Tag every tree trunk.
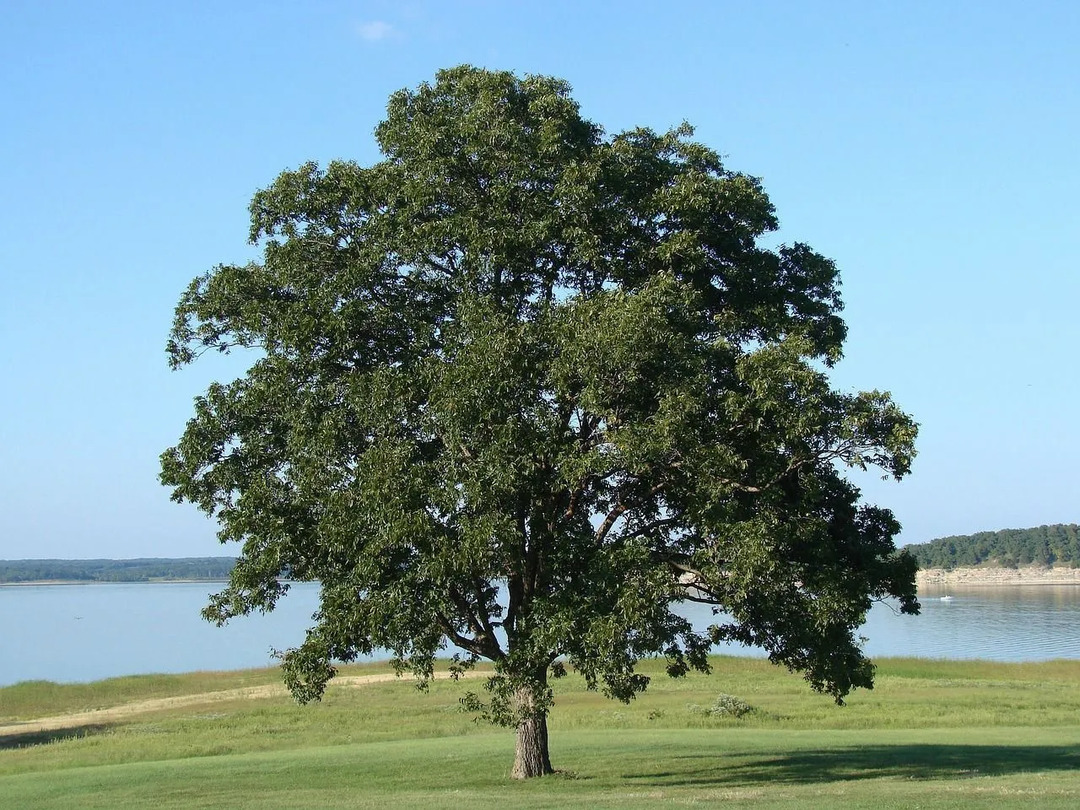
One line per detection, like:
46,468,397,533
512,709,553,778
511,684,554,779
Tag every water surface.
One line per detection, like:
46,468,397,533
2,581,1077,686
1,582,320,686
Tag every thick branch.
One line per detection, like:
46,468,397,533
504,503,530,636
524,509,543,608
471,576,502,643
447,584,497,653
595,501,629,544
595,481,665,544
433,609,502,661
629,516,679,538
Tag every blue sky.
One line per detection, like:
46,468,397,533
1,1,1077,559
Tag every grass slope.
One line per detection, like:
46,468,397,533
2,657,1079,808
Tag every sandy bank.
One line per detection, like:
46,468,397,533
917,565,1080,587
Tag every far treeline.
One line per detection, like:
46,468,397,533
5,526,1078,581
906,524,1080,570
0,557,237,584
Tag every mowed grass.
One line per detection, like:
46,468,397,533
2,657,1079,808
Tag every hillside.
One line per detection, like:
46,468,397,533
905,524,1080,570
0,557,237,584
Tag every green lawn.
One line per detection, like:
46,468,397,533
2,657,1079,808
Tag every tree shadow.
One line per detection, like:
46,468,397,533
0,724,110,750
627,744,1080,787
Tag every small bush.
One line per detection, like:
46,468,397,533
686,693,756,718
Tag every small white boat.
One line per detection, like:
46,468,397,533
940,595,955,601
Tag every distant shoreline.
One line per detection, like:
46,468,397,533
917,565,1080,587
0,579,231,587
0,557,237,587
6,568,1079,589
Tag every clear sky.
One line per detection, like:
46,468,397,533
1,1,1077,559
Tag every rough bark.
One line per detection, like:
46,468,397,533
512,708,554,778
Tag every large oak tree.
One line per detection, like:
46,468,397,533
162,66,919,778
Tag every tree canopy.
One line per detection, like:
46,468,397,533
161,65,919,778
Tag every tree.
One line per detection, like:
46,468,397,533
161,66,919,779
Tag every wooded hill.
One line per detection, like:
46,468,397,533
0,557,237,583
905,524,1080,570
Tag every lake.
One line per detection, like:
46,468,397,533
1,582,1078,687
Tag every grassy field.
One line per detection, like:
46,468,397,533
2,656,1079,808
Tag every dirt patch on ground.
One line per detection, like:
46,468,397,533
0,670,486,739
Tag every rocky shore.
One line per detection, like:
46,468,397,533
917,565,1080,587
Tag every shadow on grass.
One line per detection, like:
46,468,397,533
0,724,110,750
628,744,1080,786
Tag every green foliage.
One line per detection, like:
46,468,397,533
686,692,756,718
709,693,756,717
906,524,1080,569
0,558,236,584
161,65,918,764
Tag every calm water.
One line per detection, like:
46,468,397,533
1,582,1077,686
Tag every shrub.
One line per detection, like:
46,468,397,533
687,694,755,718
